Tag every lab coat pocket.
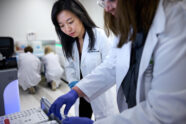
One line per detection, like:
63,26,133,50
87,52,101,69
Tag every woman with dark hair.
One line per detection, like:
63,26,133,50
49,0,186,124
51,0,118,120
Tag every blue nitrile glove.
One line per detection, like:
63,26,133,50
68,81,79,89
48,89,78,120
62,117,94,124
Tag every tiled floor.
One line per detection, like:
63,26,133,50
19,80,75,116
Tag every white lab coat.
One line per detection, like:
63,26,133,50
65,28,119,120
18,52,41,90
42,52,64,87
77,0,186,123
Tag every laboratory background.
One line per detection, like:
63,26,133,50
0,0,107,123
1,0,186,124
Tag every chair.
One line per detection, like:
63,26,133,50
3,79,20,115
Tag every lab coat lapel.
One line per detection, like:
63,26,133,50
116,41,131,92
136,0,166,102
81,32,89,66
73,42,81,80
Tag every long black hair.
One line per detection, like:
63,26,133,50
51,0,96,58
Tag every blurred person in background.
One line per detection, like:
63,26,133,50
18,46,41,94
42,46,64,90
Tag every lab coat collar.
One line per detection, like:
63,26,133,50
136,0,166,102
152,0,166,34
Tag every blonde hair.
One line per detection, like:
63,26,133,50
44,46,53,55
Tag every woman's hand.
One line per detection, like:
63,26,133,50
48,89,79,120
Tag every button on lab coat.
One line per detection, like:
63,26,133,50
42,52,64,87
65,28,119,120
77,0,186,123
18,52,41,90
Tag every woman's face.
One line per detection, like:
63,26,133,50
104,0,118,16
57,10,85,38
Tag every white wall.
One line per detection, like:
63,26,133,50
0,0,104,44
0,0,58,44
80,0,104,28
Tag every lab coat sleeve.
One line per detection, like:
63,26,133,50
76,46,117,101
94,1,186,124
64,57,78,83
